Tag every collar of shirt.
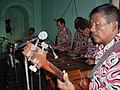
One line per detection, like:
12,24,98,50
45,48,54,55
99,33,120,53
95,33,120,64
59,27,66,32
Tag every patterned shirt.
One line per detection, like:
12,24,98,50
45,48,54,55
89,33,120,90
72,31,97,58
56,28,71,52
72,31,87,55
84,37,97,59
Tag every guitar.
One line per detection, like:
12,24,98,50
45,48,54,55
22,43,90,90
22,43,65,81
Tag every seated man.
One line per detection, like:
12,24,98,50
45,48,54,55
16,27,35,43
53,18,72,54
71,17,88,55
72,17,97,59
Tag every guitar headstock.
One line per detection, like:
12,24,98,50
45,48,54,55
22,43,64,82
22,43,48,71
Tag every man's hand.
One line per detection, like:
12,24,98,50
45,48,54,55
57,72,75,90
86,59,95,65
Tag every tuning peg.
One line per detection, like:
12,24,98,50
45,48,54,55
54,55,58,59
29,59,40,72
29,65,37,72
49,45,58,59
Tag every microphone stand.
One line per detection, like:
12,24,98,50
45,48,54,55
9,44,14,67
39,69,41,90
30,71,33,90
12,44,19,90
24,57,30,90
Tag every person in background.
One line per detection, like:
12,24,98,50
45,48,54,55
53,18,72,54
57,3,120,90
77,17,97,60
16,27,35,43
71,17,87,55
71,17,97,59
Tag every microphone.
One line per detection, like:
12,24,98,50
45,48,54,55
38,31,48,40
16,31,48,49
34,31,48,49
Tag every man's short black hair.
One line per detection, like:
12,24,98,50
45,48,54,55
75,17,91,30
56,18,66,25
90,3,120,29
74,17,83,29
29,27,35,33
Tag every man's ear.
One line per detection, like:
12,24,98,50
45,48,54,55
62,23,65,26
111,21,118,31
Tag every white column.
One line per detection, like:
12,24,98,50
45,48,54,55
111,0,119,9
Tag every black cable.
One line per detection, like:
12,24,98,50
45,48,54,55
61,0,73,18
46,38,55,45
74,0,78,17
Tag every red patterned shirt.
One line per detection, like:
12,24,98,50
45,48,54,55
84,37,97,59
89,33,120,90
72,31,97,58
56,28,71,52
72,31,87,55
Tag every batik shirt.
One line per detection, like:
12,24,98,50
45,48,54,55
84,37,97,59
56,28,71,52
72,31,97,58
72,31,87,55
89,33,120,90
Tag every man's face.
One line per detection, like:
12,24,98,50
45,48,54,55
90,13,114,45
79,28,90,36
56,21,65,31
29,29,34,35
